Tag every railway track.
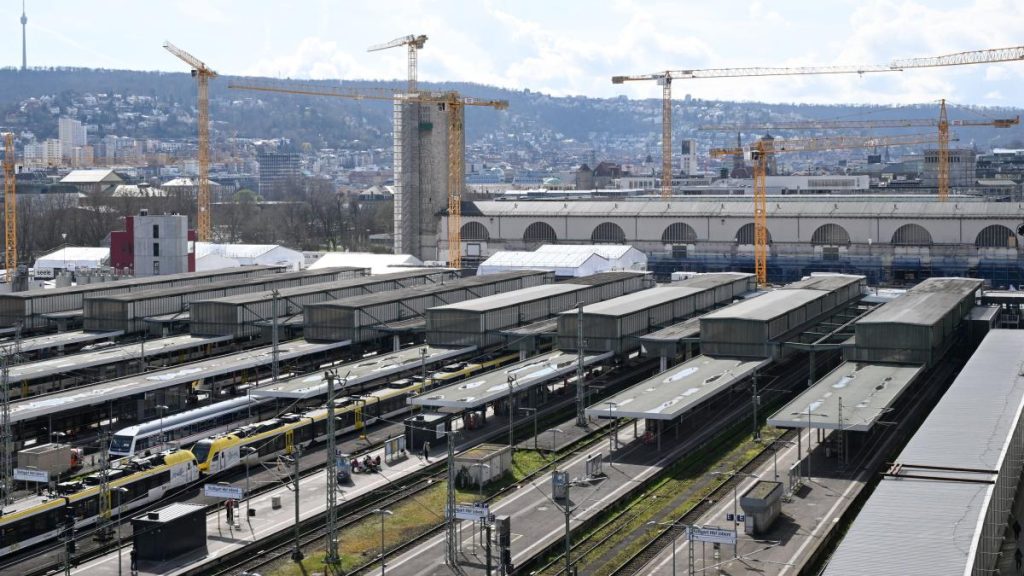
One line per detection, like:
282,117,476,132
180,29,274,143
215,361,655,576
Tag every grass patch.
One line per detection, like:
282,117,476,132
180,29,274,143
270,450,553,575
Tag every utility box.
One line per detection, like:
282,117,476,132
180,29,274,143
454,443,512,488
739,480,783,536
132,503,207,563
404,413,449,455
18,443,74,477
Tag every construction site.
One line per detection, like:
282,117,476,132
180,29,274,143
0,8,1022,576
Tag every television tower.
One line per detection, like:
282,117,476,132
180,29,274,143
20,0,27,71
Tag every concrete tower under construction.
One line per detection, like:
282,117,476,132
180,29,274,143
392,99,463,262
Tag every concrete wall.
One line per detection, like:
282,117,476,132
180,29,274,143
133,214,188,276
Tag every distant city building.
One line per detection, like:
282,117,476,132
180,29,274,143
923,148,976,189
58,117,87,162
257,151,301,199
59,168,123,195
575,164,595,190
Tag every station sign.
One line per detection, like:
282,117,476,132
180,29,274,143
451,503,490,521
689,525,736,545
13,468,49,483
204,483,244,500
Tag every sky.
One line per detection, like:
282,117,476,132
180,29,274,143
3,0,1023,107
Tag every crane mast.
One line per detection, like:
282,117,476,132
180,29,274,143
3,133,15,282
368,34,428,94
163,41,218,241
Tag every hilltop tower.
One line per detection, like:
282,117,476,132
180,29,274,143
20,0,27,71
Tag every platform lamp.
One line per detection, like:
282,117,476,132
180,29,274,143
373,508,393,575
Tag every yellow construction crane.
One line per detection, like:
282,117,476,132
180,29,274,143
612,45,1024,200
710,132,940,285
227,80,508,269
368,34,428,93
2,133,15,281
700,100,1019,201
163,41,218,241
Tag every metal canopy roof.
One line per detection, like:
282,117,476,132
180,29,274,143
9,339,349,423
430,284,583,312
767,362,923,431
409,350,613,409
8,334,232,382
13,330,124,353
855,277,982,326
203,269,450,305
781,274,864,292
824,330,1024,576
585,355,769,420
567,286,703,317
640,317,701,344
701,289,823,322
306,270,549,309
252,345,475,399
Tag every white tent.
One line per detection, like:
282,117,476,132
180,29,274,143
309,252,425,275
478,244,647,277
534,244,647,271
34,247,110,272
194,252,240,271
195,243,304,271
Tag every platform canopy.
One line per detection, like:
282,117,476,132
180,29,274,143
585,354,769,421
767,362,923,432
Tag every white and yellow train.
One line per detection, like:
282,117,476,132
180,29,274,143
0,450,198,558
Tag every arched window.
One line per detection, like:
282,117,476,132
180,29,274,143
461,221,490,241
735,223,772,244
810,224,851,246
891,224,933,246
975,225,1017,248
591,222,626,244
661,223,698,244
523,222,558,245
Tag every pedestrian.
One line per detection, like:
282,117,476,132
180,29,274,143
226,499,235,526
130,548,138,575
422,440,431,462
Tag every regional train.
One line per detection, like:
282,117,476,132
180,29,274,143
192,378,427,474
0,450,198,557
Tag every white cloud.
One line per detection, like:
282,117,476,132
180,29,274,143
986,90,1004,100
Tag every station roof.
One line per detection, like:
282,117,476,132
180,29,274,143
13,330,124,353
566,286,702,317
701,289,823,322
430,284,582,313
84,267,363,303
199,269,447,306
585,355,768,420
501,318,559,336
307,270,549,309
0,266,283,300
823,330,1024,576
782,274,864,292
767,362,923,431
640,317,701,344
8,334,233,382
409,350,613,409
9,339,349,423
675,272,754,290
469,198,1015,219
252,345,475,399
855,277,982,326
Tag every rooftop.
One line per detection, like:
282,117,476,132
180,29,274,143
856,277,981,326
586,355,769,420
701,289,824,322
767,362,924,431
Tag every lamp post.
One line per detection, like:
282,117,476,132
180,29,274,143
770,440,795,482
506,374,516,455
709,470,758,559
646,520,688,576
113,487,128,576
373,508,393,576
605,402,617,453
520,407,538,451
155,405,169,449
